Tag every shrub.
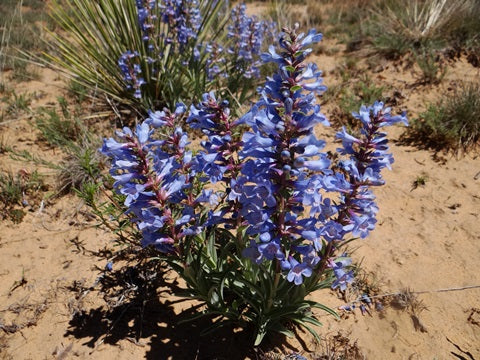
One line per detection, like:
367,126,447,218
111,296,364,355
98,27,408,345
406,82,480,153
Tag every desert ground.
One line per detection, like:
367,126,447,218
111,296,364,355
1,1,479,359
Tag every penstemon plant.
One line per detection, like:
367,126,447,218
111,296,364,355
100,26,407,345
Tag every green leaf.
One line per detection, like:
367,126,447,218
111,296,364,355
301,315,323,328
308,301,339,319
290,85,302,92
292,319,321,343
254,329,266,346
274,324,294,338
200,318,231,337
208,287,220,307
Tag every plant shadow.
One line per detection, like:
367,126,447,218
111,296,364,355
64,262,253,359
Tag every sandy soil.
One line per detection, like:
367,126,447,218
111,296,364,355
1,18,480,360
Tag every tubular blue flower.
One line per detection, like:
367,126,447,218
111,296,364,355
160,0,201,50
300,29,323,47
285,257,313,285
320,221,345,242
118,51,145,99
258,239,285,262
242,240,262,263
329,256,354,291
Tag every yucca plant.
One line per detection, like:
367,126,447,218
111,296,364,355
45,0,228,113
368,0,473,57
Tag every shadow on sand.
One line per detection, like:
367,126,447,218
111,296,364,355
64,263,255,359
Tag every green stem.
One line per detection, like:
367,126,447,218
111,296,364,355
267,260,281,311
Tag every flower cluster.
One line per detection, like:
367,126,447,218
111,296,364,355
118,51,145,98
101,104,204,253
227,4,276,79
187,92,242,184
333,102,408,237
232,27,334,285
203,42,227,81
160,0,201,49
136,0,157,47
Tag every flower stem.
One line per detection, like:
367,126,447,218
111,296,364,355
267,260,281,311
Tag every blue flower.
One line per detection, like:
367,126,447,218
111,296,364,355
329,256,354,291
105,262,113,272
118,51,144,98
160,0,201,50
258,239,285,262
285,257,313,285
227,4,276,79
242,240,262,263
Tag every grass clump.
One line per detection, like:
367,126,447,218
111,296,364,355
33,98,105,193
411,172,428,190
414,48,446,85
0,170,47,223
406,83,480,153
58,143,104,195
4,92,32,116
35,97,83,148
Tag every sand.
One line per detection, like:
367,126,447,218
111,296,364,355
1,19,479,360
